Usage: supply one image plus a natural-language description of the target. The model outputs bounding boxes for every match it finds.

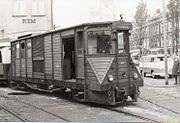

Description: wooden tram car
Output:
[10,20,143,105]
[0,43,11,85]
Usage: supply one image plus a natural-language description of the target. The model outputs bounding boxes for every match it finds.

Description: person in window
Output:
[97,35,111,54]
[172,55,180,85]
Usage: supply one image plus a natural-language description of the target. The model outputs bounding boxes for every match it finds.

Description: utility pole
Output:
[163,0,169,85]
[176,0,179,54]
[50,0,54,30]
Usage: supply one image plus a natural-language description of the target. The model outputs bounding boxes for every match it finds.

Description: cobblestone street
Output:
[141,76,180,114]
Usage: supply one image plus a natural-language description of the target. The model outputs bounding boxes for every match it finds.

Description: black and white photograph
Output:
[0,0,180,122]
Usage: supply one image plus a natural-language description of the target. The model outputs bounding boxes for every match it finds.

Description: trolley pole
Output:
[163,0,169,85]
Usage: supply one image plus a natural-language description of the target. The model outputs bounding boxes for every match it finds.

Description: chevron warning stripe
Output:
[87,57,114,84]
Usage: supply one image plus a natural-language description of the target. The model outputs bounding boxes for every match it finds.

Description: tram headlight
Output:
[133,73,139,80]
[108,75,114,82]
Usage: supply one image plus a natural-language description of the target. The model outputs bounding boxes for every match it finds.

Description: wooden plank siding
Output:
[44,34,53,80]
[11,62,15,79]
[32,36,45,79]
[15,59,20,78]
[52,32,62,81]
[86,62,98,82]
[34,72,44,79]
[117,56,129,87]
[11,44,16,79]
[26,39,32,78]
[26,59,32,77]
[32,36,44,60]
[20,59,26,78]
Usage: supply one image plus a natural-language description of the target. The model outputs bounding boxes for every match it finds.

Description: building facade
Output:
[0,0,53,42]
[130,10,179,55]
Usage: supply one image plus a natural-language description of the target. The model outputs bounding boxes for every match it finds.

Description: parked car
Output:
[139,54,173,78]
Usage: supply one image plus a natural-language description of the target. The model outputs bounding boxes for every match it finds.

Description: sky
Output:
[53,0,169,28]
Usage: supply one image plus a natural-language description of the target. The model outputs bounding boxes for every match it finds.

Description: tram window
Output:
[88,31,114,54]
[12,45,16,59]
[20,42,25,58]
[16,44,20,59]
[27,42,32,58]
[77,32,83,55]
[118,32,124,53]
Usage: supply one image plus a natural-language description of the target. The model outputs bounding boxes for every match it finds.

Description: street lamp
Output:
[163,0,169,85]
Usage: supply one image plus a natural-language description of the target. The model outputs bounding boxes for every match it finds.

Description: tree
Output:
[134,0,148,56]
[167,0,179,54]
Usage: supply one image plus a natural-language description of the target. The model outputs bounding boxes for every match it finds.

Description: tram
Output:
[10,19,143,105]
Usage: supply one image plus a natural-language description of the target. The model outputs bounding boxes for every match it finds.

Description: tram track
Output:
[0,94,71,122]
[0,88,179,122]
[138,96,180,115]
[100,106,160,122]
[0,105,29,122]
[0,92,159,122]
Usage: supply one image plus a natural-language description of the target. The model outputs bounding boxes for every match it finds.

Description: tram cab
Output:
[82,21,143,105]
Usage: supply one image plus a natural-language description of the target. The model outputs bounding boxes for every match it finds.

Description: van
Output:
[139,54,173,78]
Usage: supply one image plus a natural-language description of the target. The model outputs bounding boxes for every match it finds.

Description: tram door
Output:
[63,37,76,80]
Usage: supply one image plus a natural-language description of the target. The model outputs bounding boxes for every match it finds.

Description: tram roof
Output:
[11,20,132,43]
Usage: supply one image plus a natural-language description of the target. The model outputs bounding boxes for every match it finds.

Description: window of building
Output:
[13,0,26,16]
[151,57,155,62]
[166,22,168,31]
[32,0,45,16]
[161,23,163,33]
[157,24,160,34]
[169,21,172,32]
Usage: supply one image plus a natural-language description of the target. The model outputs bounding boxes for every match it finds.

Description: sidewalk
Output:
[143,77,180,88]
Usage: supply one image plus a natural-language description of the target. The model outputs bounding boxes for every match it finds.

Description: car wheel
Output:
[144,72,146,77]
[169,75,172,78]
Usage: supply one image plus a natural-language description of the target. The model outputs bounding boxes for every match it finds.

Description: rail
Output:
[0,94,71,122]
